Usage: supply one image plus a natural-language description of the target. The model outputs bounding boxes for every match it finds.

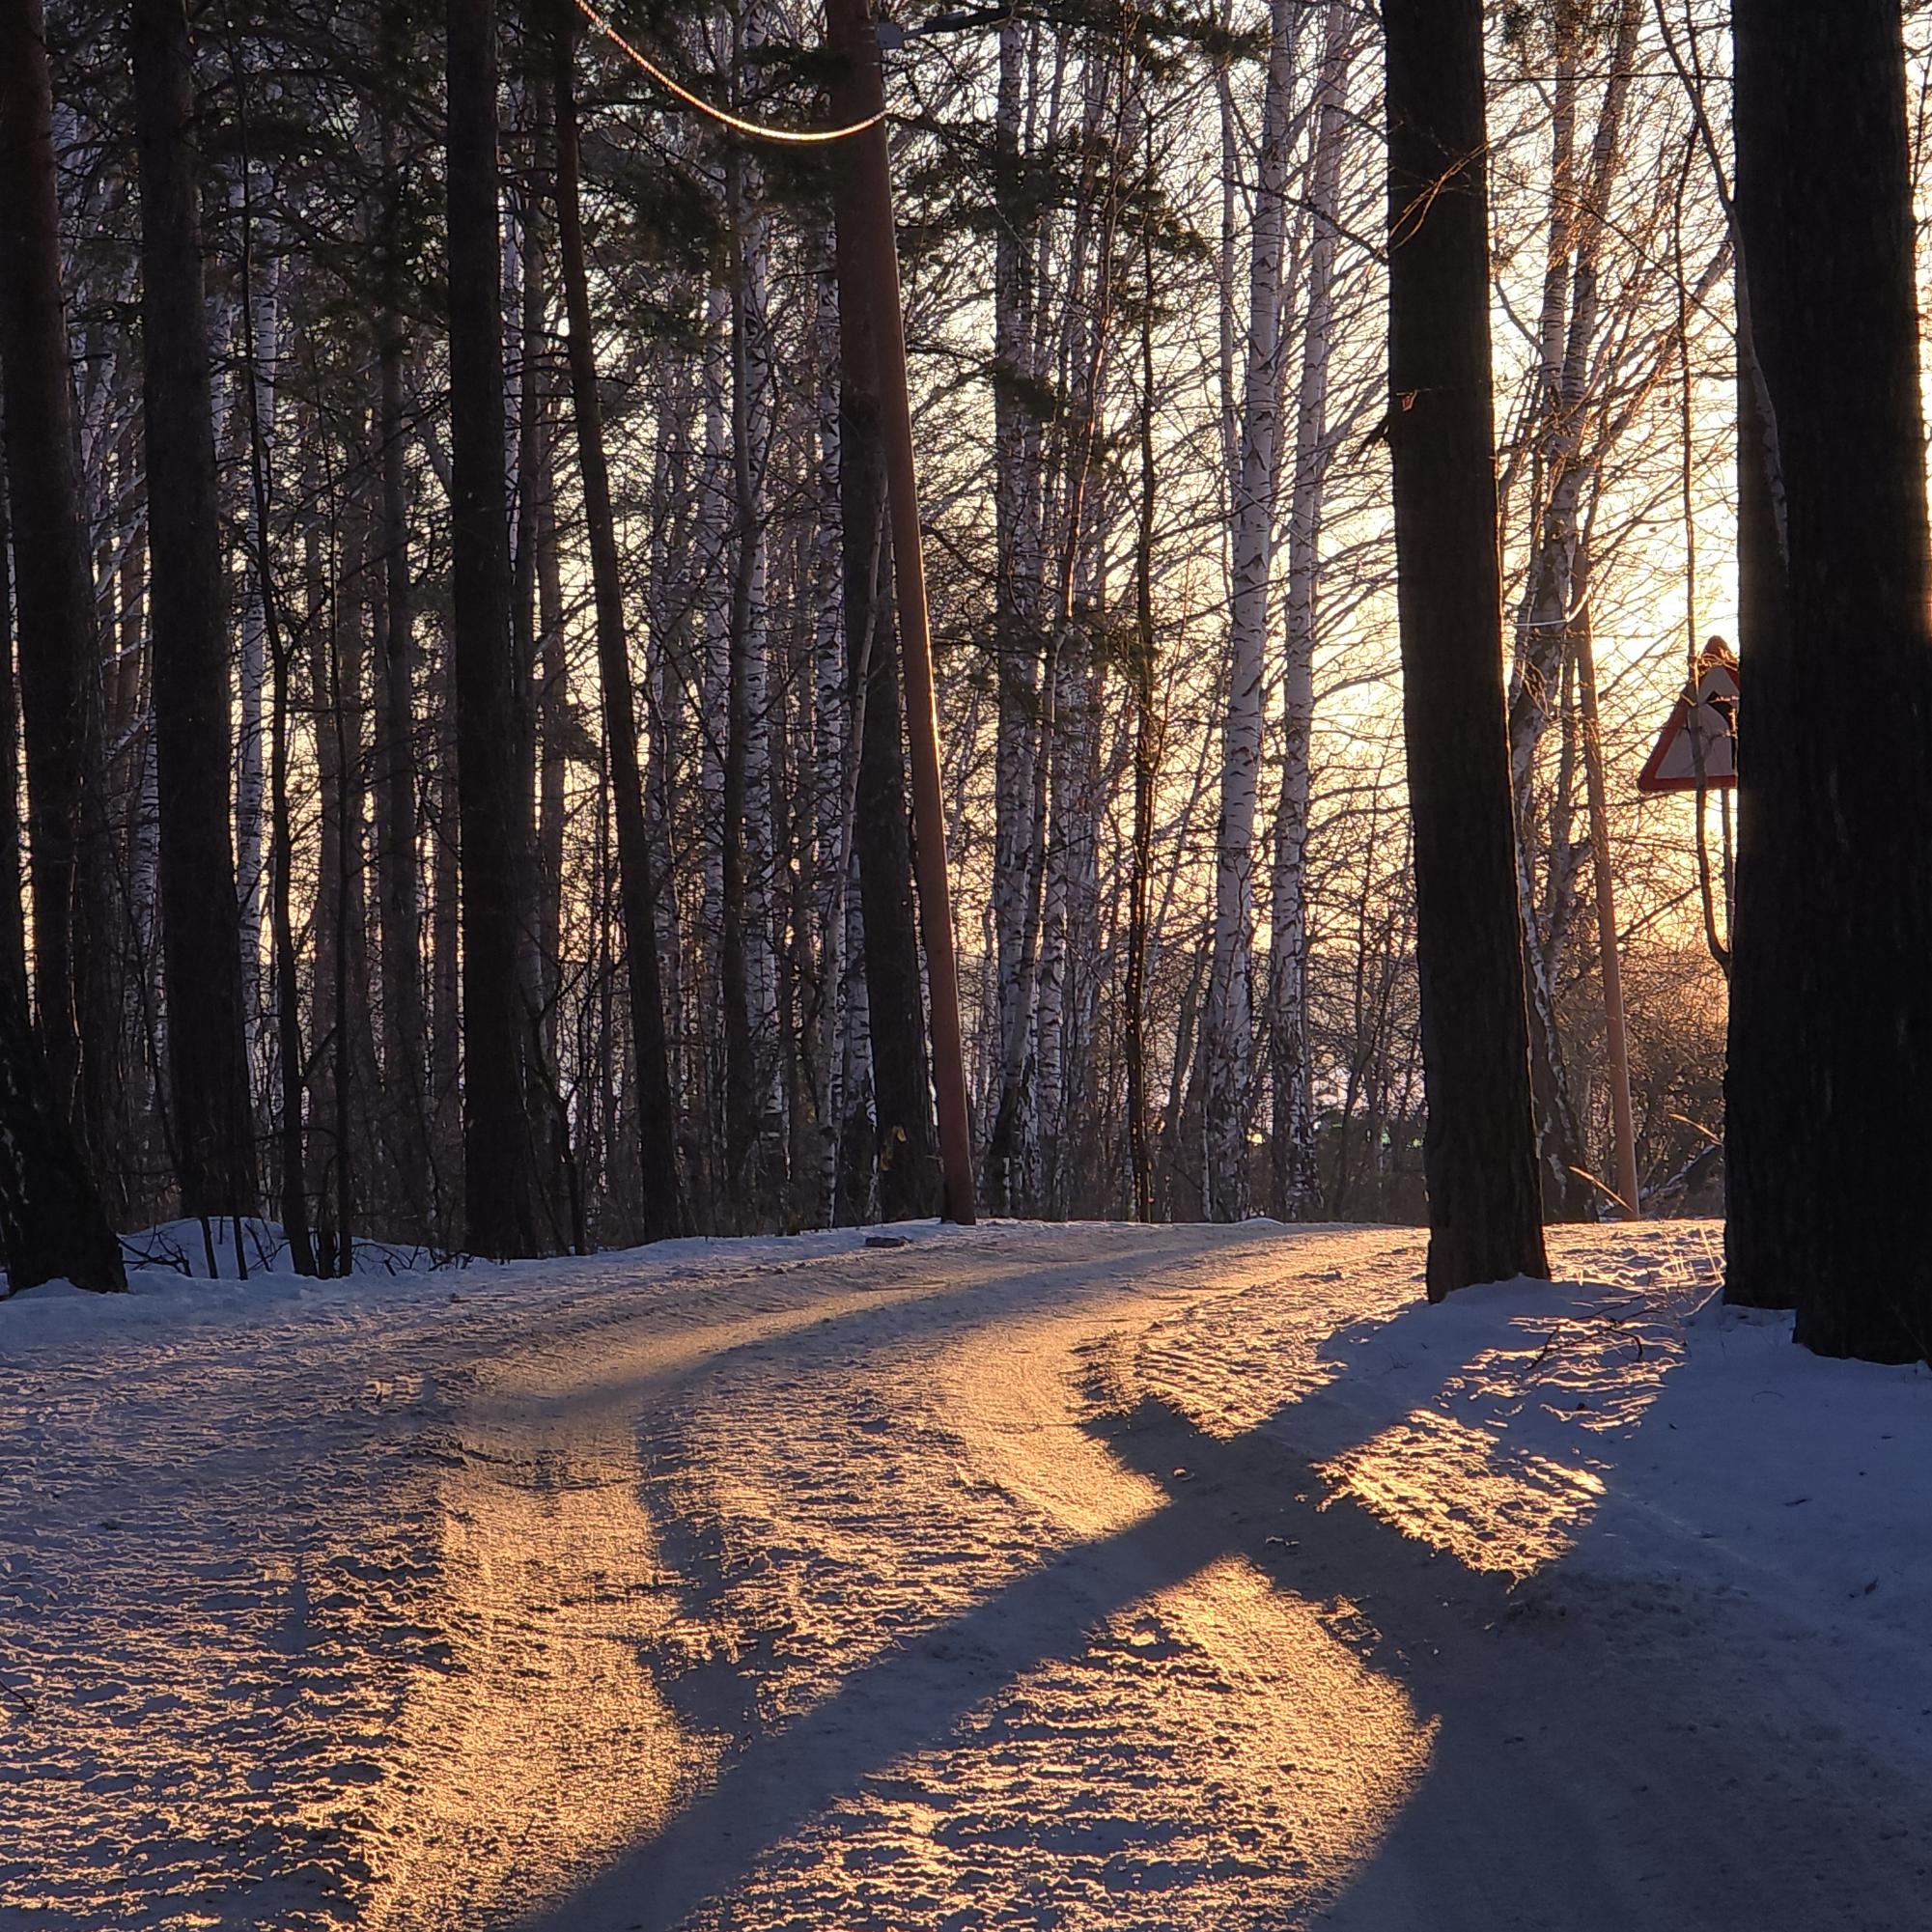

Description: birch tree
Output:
[1204,0,1300,1221]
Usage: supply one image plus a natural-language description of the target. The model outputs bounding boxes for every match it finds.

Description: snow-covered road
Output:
[5,1221,1929,1929]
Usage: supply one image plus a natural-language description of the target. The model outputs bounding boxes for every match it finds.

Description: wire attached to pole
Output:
[571,0,885,146]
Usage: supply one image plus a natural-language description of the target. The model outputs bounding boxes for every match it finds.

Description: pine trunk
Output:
[0,0,89,1115]
[1726,0,1932,1360]
[829,26,939,1223]
[1384,0,1549,1298]
[130,0,258,1218]
[553,23,686,1242]
[445,0,545,1256]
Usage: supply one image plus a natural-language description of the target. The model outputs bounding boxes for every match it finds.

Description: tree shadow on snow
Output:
[517,1264,1928,1932]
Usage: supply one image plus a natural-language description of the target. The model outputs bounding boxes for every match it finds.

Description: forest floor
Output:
[3,1218,1930,1930]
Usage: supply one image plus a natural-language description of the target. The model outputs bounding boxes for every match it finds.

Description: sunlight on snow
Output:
[609,1251,1442,1929]
[1317,1302,1684,1579]
[670,1554,1437,1928]
[359,1325,734,1928]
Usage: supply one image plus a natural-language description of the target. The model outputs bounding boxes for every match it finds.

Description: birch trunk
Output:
[719,151,766,1211]
[989,12,1044,1202]
[698,278,731,1187]
[985,39,1112,1215]
[809,240,852,1220]
[234,190,278,1084]
[1505,0,1639,1218]
[1032,638,1076,1204]
[1205,0,1299,1222]
[730,86,781,1161]
[648,353,692,1168]
[1126,173,1162,1223]
[1267,0,1351,1221]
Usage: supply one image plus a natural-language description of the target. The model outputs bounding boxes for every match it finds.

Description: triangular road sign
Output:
[1638,637,1738,793]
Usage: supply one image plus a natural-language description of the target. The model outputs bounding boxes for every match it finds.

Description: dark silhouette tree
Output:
[0,463,22,1012]
[372,0,432,1233]
[0,964,126,1293]
[828,0,939,1224]
[1383,0,1550,1298]
[445,0,547,1256]
[130,0,257,1219]
[1,0,97,1120]
[552,10,686,1243]
[1726,0,1932,1361]
[0,0,128,1294]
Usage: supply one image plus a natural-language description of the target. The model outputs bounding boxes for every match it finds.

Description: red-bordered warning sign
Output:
[1638,636,1738,793]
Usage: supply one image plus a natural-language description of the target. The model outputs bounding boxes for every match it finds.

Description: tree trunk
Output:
[1206,0,1299,1223]
[1268,0,1352,1222]
[374,4,430,1230]
[429,642,462,1224]
[445,0,545,1256]
[0,458,24,1011]
[697,280,731,1211]
[1126,169,1162,1226]
[808,239,852,1221]
[233,198,278,1086]
[989,11,1045,1214]
[728,26,781,1191]
[266,495,313,1275]
[0,959,125,1292]
[829,24,938,1223]
[130,0,258,1219]
[508,82,561,1236]
[534,455,566,1064]
[553,18,686,1242]
[0,0,94,1118]
[1384,0,1549,1298]
[719,142,768,1218]
[1504,1,1639,1221]
[1726,0,1932,1360]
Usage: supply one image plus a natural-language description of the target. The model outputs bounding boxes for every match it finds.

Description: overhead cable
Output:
[572,0,885,146]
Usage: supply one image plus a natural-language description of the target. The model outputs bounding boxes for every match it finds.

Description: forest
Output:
[0,0,1927,1352]
[11,3,1932,1921]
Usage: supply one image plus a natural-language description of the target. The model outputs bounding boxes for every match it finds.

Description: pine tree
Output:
[1383,0,1549,1298]
[1726,0,1932,1360]
[445,0,547,1256]
[130,0,258,1220]
[553,11,686,1243]
[0,0,91,1117]
[828,0,939,1222]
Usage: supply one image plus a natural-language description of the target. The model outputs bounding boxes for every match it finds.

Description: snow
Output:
[3,1219,1928,1928]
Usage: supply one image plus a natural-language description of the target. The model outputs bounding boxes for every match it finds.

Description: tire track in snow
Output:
[541,1225,1433,1931]
[366,1250,1020,1928]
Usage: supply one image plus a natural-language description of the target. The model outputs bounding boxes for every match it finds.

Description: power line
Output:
[572,0,884,146]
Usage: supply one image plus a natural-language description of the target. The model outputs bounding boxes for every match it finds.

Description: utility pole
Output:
[826,0,976,1224]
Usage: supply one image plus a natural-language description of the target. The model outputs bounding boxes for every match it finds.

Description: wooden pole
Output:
[826,0,976,1224]
[1576,630,1640,1218]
